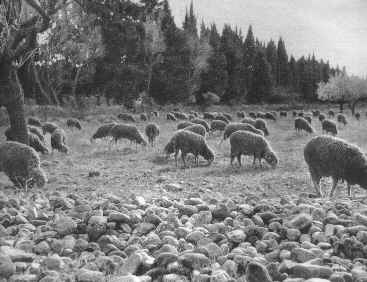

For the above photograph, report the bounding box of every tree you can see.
[317,74,367,113]
[0,0,64,144]
[277,37,289,86]
[242,25,256,96]
[248,51,274,103]
[266,39,277,80]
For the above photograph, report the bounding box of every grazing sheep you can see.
[257,112,266,119]
[140,113,148,121]
[328,110,335,118]
[188,114,196,120]
[237,111,245,118]
[249,112,256,119]
[110,124,147,146]
[254,119,269,136]
[322,119,338,136]
[312,110,320,117]
[337,113,347,126]
[304,115,312,124]
[66,118,82,130]
[265,112,276,121]
[223,113,233,121]
[177,121,194,130]
[295,118,314,133]
[0,141,47,190]
[191,118,210,132]
[241,118,256,126]
[203,112,216,120]
[292,111,297,117]
[318,113,326,122]
[214,115,230,124]
[189,110,199,117]
[28,117,42,128]
[28,126,45,142]
[223,123,264,140]
[210,120,227,133]
[166,113,177,121]
[184,124,206,137]
[355,112,361,120]
[145,123,160,146]
[29,133,49,155]
[298,112,304,117]
[151,111,159,117]
[173,111,189,120]
[280,111,287,117]
[51,128,69,153]
[229,130,278,168]
[91,123,116,141]
[42,122,58,135]
[118,113,136,122]
[164,130,214,167]
[304,135,367,197]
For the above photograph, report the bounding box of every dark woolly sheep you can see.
[295,117,314,133]
[140,113,148,121]
[145,123,160,146]
[29,133,49,155]
[172,111,189,120]
[203,112,216,120]
[110,124,147,146]
[184,124,206,137]
[210,120,227,133]
[312,110,320,117]
[304,135,367,197]
[51,128,69,153]
[322,119,338,136]
[318,113,326,122]
[249,112,256,119]
[298,112,304,117]
[191,118,210,132]
[164,130,214,167]
[0,141,47,190]
[223,122,264,141]
[265,112,276,121]
[328,110,335,118]
[28,117,42,128]
[304,115,312,124]
[28,126,45,142]
[66,118,82,130]
[355,112,361,120]
[166,113,177,121]
[214,115,230,124]
[257,112,266,119]
[280,111,287,117]
[292,111,298,117]
[230,130,278,168]
[337,113,347,126]
[42,122,58,135]
[237,111,246,118]
[254,119,269,136]
[91,123,116,141]
[118,113,136,122]
[177,121,194,130]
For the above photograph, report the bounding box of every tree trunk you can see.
[5,98,29,145]
[72,67,83,108]
[33,62,52,104]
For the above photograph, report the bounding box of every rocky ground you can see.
[1,185,367,282]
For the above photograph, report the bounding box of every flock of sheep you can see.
[1,107,367,199]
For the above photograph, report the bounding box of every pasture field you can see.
[1,107,367,202]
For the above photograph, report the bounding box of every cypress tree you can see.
[277,37,289,86]
[242,25,256,95]
[266,40,277,81]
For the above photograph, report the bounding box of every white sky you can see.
[168,0,367,76]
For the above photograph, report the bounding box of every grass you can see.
[1,107,367,202]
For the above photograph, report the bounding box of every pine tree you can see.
[183,0,198,38]
[242,25,256,96]
[265,40,277,81]
[277,37,289,86]
[288,56,298,90]
[248,51,274,103]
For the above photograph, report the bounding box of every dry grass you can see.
[1,107,367,202]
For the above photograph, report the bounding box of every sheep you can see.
[257,112,266,119]
[210,120,227,133]
[172,111,189,120]
[322,119,338,136]
[189,110,199,117]
[203,112,216,120]
[51,128,69,153]
[164,130,214,167]
[223,122,264,141]
[304,135,367,197]
[188,114,196,120]
[166,113,177,121]
[29,133,49,155]
[292,111,297,117]
[318,113,326,122]
[298,112,304,117]
[0,141,47,190]
[337,113,347,126]
[249,112,256,119]
[145,123,160,146]
[312,110,320,117]
[304,115,312,124]
[66,118,82,130]
[294,117,314,133]
[328,110,335,118]
[109,124,147,147]
[280,111,287,117]
[229,130,278,168]
[223,113,233,121]
[214,115,230,124]
[118,113,136,122]
[254,119,269,136]
[177,121,194,130]
[91,123,116,141]
[241,118,256,125]
[140,113,148,121]
[42,122,58,135]
[28,125,45,142]
[191,118,210,132]
[355,112,361,120]
[237,111,246,118]
[184,124,206,137]
[28,117,42,128]
[265,112,276,121]
[151,111,159,117]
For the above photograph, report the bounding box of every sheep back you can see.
[184,124,206,137]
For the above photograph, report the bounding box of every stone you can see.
[0,254,15,278]
[76,268,104,282]
[227,229,246,243]
[245,262,272,282]
[0,246,35,262]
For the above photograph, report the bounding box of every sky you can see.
[168,0,367,76]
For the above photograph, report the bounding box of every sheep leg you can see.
[252,156,256,167]
[230,155,235,166]
[174,150,179,167]
[181,153,187,168]
[347,184,353,198]
[329,177,339,198]
[237,154,242,167]
[310,173,322,197]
